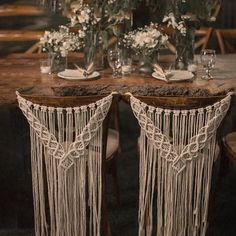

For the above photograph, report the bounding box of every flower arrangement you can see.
[160,0,220,69]
[40,25,82,57]
[162,0,220,33]
[67,1,136,69]
[69,3,101,38]
[163,12,187,36]
[68,0,135,40]
[123,23,168,57]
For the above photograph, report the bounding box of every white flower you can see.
[163,12,178,28]
[40,26,83,57]
[78,11,89,23]
[181,15,191,20]
[69,4,99,32]
[209,16,216,22]
[78,30,85,38]
[124,23,168,56]
[70,15,77,27]
[163,13,188,36]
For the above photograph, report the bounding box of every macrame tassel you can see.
[128,93,232,236]
[16,92,114,236]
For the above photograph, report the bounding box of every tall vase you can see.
[139,52,157,75]
[84,30,104,71]
[175,27,195,70]
[49,52,67,73]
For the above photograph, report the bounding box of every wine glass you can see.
[200,49,216,80]
[107,49,122,78]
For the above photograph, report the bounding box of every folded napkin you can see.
[153,63,172,80]
[73,62,94,77]
[61,69,88,77]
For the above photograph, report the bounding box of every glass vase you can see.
[49,52,67,74]
[138,53,157,75]
[175,27,195,70]
[84,30,104,71]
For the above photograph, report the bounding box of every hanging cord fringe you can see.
[16,92,115,236]
[127,92,232,236]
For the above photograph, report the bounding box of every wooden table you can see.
[0,54,236,106]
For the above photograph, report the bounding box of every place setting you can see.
[151,63,195,83]
[57,62,100,80]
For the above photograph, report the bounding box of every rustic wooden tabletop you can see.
[0,54,235,105]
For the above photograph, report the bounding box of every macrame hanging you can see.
[16,91,114,236]
[128,92,232,236]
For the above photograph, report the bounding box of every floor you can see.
[0,102,236,236]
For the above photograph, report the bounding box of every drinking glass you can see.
[200,49,216,80]
[121,58,132,76]
[40,59,51,74]
[107,49,122,78]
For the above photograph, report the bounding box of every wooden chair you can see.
[195,2,222,51]
[219,132,236,178]
[215,29,236,54]
[159,25,213,53]
[125,93,232,236]
[194,27,213,51]
[0,4,45,55]
[16,90,121,236]
[223,132,236,164]
[217,132,236,188]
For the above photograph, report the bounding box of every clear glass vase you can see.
[84,30,104,71]
[49,52,67,74]
[175,27,195,70]
[139,53,157,75]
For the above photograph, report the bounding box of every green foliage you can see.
[155,0,221,22]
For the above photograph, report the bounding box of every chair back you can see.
[215,29,236,54]
[16,91,116,236]
[127,92,232,236]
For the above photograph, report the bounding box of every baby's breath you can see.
[123,23,168,57]
[40,26,82,57]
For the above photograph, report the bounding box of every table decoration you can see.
[162,0,220,69]
[107,48,122,78]
[68,0,135,70]
[153,63,172,80]
[200,49,216,80]
[40,59,51,74]
[40,26,82,73]
[74,62,94,77]
[121,57,132,75]
[123,23,168,74]
[58,69,100,80]
[69,3,101,69]
[152,70,194,82]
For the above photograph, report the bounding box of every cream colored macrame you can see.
[16,92,115,236]
[128,93,232,236]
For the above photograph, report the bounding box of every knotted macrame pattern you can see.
[16,92,114,236]
[128,93,232,236]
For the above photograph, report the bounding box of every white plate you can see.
[58,70,100,80]
[152,70,194,82]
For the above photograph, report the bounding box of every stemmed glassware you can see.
[200,49,216,80]
[107,49,122,78]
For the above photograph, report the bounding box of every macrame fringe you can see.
[129,93,232,236]
[17,92,114,236]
